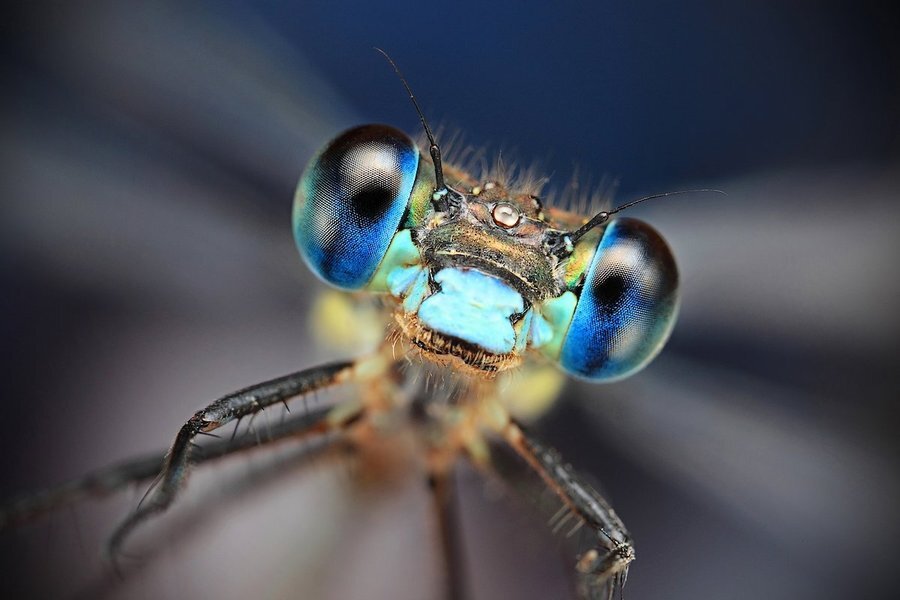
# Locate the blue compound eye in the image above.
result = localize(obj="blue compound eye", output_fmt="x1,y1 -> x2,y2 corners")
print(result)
293,124 -> 421,289
558,218 -> 679,381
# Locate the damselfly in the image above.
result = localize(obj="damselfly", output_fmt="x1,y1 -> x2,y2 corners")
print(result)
6,5 -> 900,600
0,48 -> 705,598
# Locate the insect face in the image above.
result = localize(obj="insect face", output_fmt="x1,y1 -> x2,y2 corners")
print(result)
294,124 -> 679,381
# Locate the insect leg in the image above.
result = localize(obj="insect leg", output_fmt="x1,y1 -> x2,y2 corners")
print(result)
1,400 -> 342,528
500,420 -> 634,600
427,468 -> 467,600
104,359 -> 365,559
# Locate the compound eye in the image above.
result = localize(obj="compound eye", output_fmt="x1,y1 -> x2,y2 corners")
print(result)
558,218 -> 679,381
293,125 -> 420,289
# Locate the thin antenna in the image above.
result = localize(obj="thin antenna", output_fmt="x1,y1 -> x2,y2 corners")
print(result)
566,188 -> 726,246
374,48 -> 446,193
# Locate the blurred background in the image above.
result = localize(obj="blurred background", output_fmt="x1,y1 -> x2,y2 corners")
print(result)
2,1 -> 898,599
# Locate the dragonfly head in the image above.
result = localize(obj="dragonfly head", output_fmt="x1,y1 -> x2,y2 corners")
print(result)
294,125 -> 679,381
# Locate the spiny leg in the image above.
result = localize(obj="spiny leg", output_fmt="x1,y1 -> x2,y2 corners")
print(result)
498,420 -> 634,600
1,400 -> 344,529
75,430 -> 361,600
105,359 -> 364,559
427,467 -> 467,600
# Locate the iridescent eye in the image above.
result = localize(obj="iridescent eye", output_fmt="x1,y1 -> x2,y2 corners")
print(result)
293,124 -> 422,290
556,218 -> 679,381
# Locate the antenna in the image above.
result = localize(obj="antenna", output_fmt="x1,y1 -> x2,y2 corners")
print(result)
565,189 -> 726,247
374,48 -> 447,194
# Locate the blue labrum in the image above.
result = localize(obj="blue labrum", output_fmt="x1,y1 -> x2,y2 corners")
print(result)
418,269 -> 524,354
387,265 -> 430,313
